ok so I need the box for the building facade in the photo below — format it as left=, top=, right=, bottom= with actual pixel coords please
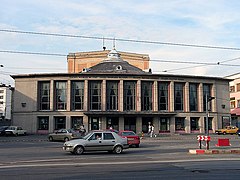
left=0, top=84, right=13, bottom=126
left=11, top=49, right=231, bottom=134
left=227, top=73, right=240, bottom=127
left=67, top=50, right=150, bottom=73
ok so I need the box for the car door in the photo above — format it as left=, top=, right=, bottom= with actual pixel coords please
left=84, top=132, right=104, bottom=151
left=17, top=127, right=24, bottom=135
left=101, top=132, right=117, bottom=150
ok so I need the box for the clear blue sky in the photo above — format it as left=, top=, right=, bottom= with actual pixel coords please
left=1, top=0, right=240, bottom=85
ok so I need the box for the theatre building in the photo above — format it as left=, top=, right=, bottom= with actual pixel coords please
left=11, top=49, right=231, bottom=134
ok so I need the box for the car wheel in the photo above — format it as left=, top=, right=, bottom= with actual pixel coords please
left=15, top=133, right=18, bottom=136
left=64, top=137, right=69, bottom=142
left=48, top=136, right=53, bottom=141
left=113, top=145, right=123, bottom=154
left=223, top=132, right=226, bottom=135
left=74, top=146, right=84, bottom=155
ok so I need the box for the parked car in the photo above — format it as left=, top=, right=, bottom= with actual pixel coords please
left=118, top=130, right=140, bottom=148
left=0, top=126, right=9, bottom=136
left=215, top=126, right=239, bottom=135
left=48, top=129, right=81, bottom=142
left=237, top=129, right=240, bottom=136
left=5, top=126, right=27, bottom=136
left=63, top=131, right=129, bottom=155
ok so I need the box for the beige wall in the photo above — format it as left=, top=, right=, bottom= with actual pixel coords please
left=12, top=74, right=231, bottom=134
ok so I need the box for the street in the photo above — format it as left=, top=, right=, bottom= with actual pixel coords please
left=0, top=134, right=240, bottom=179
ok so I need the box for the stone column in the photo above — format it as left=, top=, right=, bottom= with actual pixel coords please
left=153, top=80, right=158, bottom=111
left=170, top=116, right=175, bottom=134
left=185, top=116, right=190, bottom=133
left=84, top=80, right=88, bottom=111
left=49, top=115, right=54, bottom=132
left=102, top=80, right=106, bottom=111
left=66, top=116, right=71, bottom=129
left=119, top=116, right=124, bottom=130
left=169, top=81, right=175, bottom=112
left=119, top=80, right=124, bottom=111
left=211, top=84, right=216, bottom=112
left=199, top=83, right=203, bottom=112
left=67, top=80, right=71, bottom=111
left=50, top=80, right=54, bottom=111
left=153, top=116, right=159, bottom=134
left=136, top=80, right=141, bottom=111
left=136, top=117, right=142, bottom=134
left=185, top=82, right=189, bottom=112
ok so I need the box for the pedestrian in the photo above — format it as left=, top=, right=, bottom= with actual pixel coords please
left=148, top=122, right=152, bottom=135
left=79, top=125, right=86, bottom=136
left=150, top=124, right=154, bottom=138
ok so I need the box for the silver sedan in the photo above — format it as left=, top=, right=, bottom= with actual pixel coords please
left=63, top=131, right=129, bottom=155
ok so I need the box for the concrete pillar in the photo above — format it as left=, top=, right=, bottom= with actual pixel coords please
left=66, top=116, right=71, bottom=129
left=185, top=116, right=190, bottom=133
left=83, top=115, right=89, bottom=132
left=49, top=115, right=54, bottom=132
left=119, top=80, right=124, bottom=111
left=199, top=116, right=204, bottom=133
left=153, top=81, right=158, bottom=111
left=199, top=83, right=203, bottom=112
left=102, top=116, right=107, bottom=130
left=84, top=80, right=88, bottom=111
left=136, top=80, right=141, bottom=111
left=153, top=116, right=159, bottom=134
left=185, top=82, right=189, bottom=112
left=119, top=116, right=124, bottom=130
left=212, top=84, right=216, bottom=112
left=102, top=80, right=106, bottom=111
left=136, top=117, right=142, bottom=134
left=170, top=116, right=175, bottom=133
left=67, top=80, right=71, bottom=111
left=169, top=81, right=175, bottom=112
left=50, top=80, right=54, bottom=111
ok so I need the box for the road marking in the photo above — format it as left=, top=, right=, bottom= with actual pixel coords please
left=0, top=158, right=240, bottom=169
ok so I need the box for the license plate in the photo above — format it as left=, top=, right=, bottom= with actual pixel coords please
left=128, top=138, right=134, bottom=140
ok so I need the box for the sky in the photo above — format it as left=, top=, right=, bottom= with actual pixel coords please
left=1, top=0, right=240, bottom=86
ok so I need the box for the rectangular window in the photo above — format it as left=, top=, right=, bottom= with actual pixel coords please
left=158, top=82, right=169, bottom=111
left=174, top=83, right=184, bottom=111
left=0, top=90, right=4, bottom=93
left=175, top=117, right=185, bottom=131
left=38, top=116, right=49, bottom=130
left=89, top=81, right=102, bottom=110
left=189, top=83, right=198, bottom=111
left=190, top=117, right=199, bottom=131
left=141, top=81, right=153, bottom=111
left=106, top=81, right=118, bottom=111
left=124, top=117, right=136, bottom=132
left=203, top=84, right=212, bottom=111
left=54, top=116, right=66, bottom=130
left=71, top=81, right=84, bottom=110
left=123, top=81, right=136, bottom=111
left=38, top=81, right=50, bottom=110
left=71, top=116, right=83, bottom=130
left=230, top=86, right=235, bottom=93
left=55, top=81, right=67, bottom=110
left=237, top=83, right=240, bottom=91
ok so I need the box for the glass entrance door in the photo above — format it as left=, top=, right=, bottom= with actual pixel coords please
left=89, top=117, right=101, bottom=130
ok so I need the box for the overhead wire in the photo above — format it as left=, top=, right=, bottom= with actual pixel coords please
left=1, top=29, right=240, bottom=51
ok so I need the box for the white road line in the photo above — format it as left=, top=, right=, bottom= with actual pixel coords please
left=0, top=158, right=240, bottom=169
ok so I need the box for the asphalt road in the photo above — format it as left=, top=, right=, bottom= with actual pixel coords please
left=0, top=134, right=240, bottom=179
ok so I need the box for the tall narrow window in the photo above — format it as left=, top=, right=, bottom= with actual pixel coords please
left=174, top=83, right=184, bottom=111
left=89, top=81, right=102, bottom=110
left=123, top=81, right=136, bottom=111
left=189, top=83, right=198, bottom=111
left=141, top=81, right=153, bottom=111
left=203, top=84, right=211, bottom=111
left=106, top=81, right=118, bottom=110
left=158, top=82, right=169, bottom=111
left=39, top=81, right=50, bottom=110
left=55, top=81, right=67, bottom=110
left=72, top=81, right=84, bottom=110
left=54, top=116, right=66, bottom=130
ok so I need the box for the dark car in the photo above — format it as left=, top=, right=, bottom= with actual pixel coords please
left=237, top=129, right=240, bottom=136
left=0, top=126, right=9, bottom=136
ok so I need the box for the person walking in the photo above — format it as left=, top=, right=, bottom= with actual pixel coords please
left=150, top=124, right=154, bottom=138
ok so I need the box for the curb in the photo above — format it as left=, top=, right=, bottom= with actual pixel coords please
left=189, top=149, right=240, bottom=154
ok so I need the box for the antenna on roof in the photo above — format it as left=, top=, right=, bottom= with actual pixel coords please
left=102, top=37, right=106, bottom=51
left=113, top=37, right=116, bottom=49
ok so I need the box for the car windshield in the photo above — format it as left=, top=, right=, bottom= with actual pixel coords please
left=7, top=127, right=16, bottom=130
left=122, top=131, right=136, bottom=136
left=82, top=132, right=93, bottom=140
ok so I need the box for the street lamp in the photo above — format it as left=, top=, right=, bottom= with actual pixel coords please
left=206, top=95, right=215, bottom=136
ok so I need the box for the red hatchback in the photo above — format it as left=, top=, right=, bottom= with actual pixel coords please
left=118, top=130, right=140, bottom=148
